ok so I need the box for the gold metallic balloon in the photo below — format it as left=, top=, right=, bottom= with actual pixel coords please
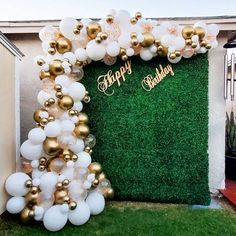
left=43, top=137, right=60, bottom=156
left=140, top=32, right=154, bottom=47
left=25, top=188, right=39, bottom=205
left=56, top=37, right=72, bottom=54
left=102, top=187, right=114, bottom=199
left=175, top=51, right=181, bottom=57
left=88, top=162, right=102, bottom=175
left=98, top=172, right=106, bottom=182
left=25, top=179, right=32, bottom=188
left=86, top=21, right=102, bottom=39
left=185, top=39, right=192, bottom=45
left=20, top=207, right=34, bottom=224
left=106, top=14, right=114, bottom=24
left=39, top=70, right=53, bottom=80
left=206, top=43, right=211, bottom=49
left=121, top=55, right=128, bottom=61
left=49, top=60, right=64, bottom=76
left=69, top=201, right=77, bottom=210
left=48, top=48, right=56, bottom=55
left=37, top=59, right=45, bottom=66
left=58, top=95, right=74, bottom=110
left=22, top=161, right=33, bottom=174
left=200, top=40, right=207, bottom=47
left=33, top=108, right=47, bottom=122
left=92, top=179, right=99, bottom=187
left=194, top=27, right=205, bottom=39
left=182, top=26, right=194, bottom=39
left=157, top=46, right=168, bottom=57
left=54, top=189, right=69, bottom=204
left=77, top=112, right=89, bottom=124
left=74, top=124, right=90, bottom=139
left=130, top=17, right=137, bottom=24
left=191, top=42, right=197, bottom=48
left=169, top=53, right=176, bottom=60
left=135, top=12, right=142, bottom=20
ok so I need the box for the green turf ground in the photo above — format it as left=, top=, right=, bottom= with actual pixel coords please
left=83, top=54, right=209, bottom=204
left=1, top=202, right=236, bottom=236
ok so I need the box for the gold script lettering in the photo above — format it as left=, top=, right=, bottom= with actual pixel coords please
left=97, top=60, right=132, bottom=96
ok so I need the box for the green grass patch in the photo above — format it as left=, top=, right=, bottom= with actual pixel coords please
left=83, top=54, right=209, bottom=204
left=1, top=203, right=236, bottom=236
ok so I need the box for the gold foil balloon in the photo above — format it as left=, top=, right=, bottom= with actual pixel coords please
left=43, top=137, right=60, bottom=156
left=98, top=172, right=106, bottom=182
left=20, top=207, right=34, bottom=224
left=22, top=160, right=33, bottom=174
left=56, top=37, right=72, bottom=54
left=58, top=95, right=74, bottom=110
left=25, top=187, right=40, bottom=205
left=88, top=162, right=102, bottom=175
left=33, top=108, right=47, bottom=123
left=140, top=32, right=154, bottom=47
left=182, top=26, right=194, bottom=39
left=86, top=21, right=102, bottom=39
left=49, top=60, right=64, bottom=76
left=78, top=112, right=89, bottom=124
left=74, top=124, right=90, bottom=139
left=54, top=188, right=69, bottom=204
left=194, top=27, right=205, bottom=39
left=101, top=187, right=114, bottom=199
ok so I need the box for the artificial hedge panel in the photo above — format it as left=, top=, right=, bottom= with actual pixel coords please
left=83, top=54, right=210, bottom=205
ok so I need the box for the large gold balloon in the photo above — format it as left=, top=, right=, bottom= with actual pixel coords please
left=194, top=27, right=205, bottom=39
left=86, top=21, right=102, bottom=39
left=56, top=37, right=72, bottom=54
left=74, top=124, right=90, bottom=139
left=49, top=60, right=64, bottom=76
left=88, top=162, right=102, bottom=174
left=77, top=112, right=89, bottom=124
left=157, top=46, right=168, bottom=57
left=140, top=32, right=154, bottom=47
left=33, top=108, right=47, bottom=123
left=20, top=207, right=34, bottom=224
left=43, top=137, right=60, bottom=156
left=58, top=95, right=74, bottom=110
left=182, top=26, right=194, bottom=39
left=101, top=187, right=114, bottom=199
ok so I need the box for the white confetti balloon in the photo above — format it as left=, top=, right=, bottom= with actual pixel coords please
left=68, top=201, right=90, bottom=226
left=5, top=172, right=30, bottom=196
left=43, top=204, right=69, bottom=232
left=68, top=82, right=86, bottom=101
left=20, top=140, right=43, bottom=160
left=6, top=197, right=26, bottom=213
left=28, top=128, right=46, bottom=144
left=86, top=192, right=105, bottom=215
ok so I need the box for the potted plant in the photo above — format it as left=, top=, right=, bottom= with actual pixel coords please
left=225, top=111, right=236, bottom=180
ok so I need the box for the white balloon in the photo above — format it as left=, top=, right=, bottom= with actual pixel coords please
left=75, top=48, right=88, bottom=61
left=32, top=168, right=45, bottom=179
left=43, top=204, right=68, bottom=232
left=72, top=101, right=83, bottom=112
left=5, top=172, right=30, bottom=196
left=86, top=192, right=105, bottom=215
left=126, top=48, right=134, bottom=57
left=55, top=75, right=72, bottom=88
left=207, top=24, right=219, bottom=36
left=59, top=17, right=77, bottom=40
left=140, top=49, right=153, bottom=61
left=174, top=37, right=185, bottom=50
left=37, top=90, right=51, bottom=106
left=62, top=52, right=77, bottom=65
left=44, top=121, right=61, bottom=137
left=68, top=201, right=90, bottom=225
left=194, top=22, right=207, bottom=30
left=168, top=55, right=182, bottom=64
left=40, top=172, right=58, bottom=194
left=86, top=40, right=106, bottom=61
left=69, top=139, right=85, bottom=153
left=20, top=140, right=43, bottom=160
left=117, top=10, right=131, bottom=25
left=6, top=197, right=26, bottom=214
left=28, top=128, right=46, bottom=144
left=61, top=120, right=75, bottom=132
left=161, top=34, right=174, bottom=47
left=118, top=34, right=131, bottom=49
left=68, top=82, right=86, bottom=101
left=76, top=152, right=91, bottom=168
left=106, top=42, right=120, bottom=57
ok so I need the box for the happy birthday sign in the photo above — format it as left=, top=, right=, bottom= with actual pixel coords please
left=97, top=61, right=174, bottom=95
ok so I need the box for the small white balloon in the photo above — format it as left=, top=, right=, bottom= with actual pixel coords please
left=168, top=55, right=182, bottom=64
left=75, top=48, right=88, bottom=61
left=86, top=40, right=106, bottom=61
left=20, top=140, right=43, bottom=160
left=40, top=172, right=58, bottom=194
left=43, top=204, right=68, bottom=232
left=6, top=197, right=26, bottom=214
left=37, top=90, right=51, bottom=106
left=44, top=121, right=61, bottom=137
left=68, top=82, right=86, bottom=101
left=140, top=48, right=153, bottom=61
left=62, top=52, right=77, bottom=65
left=68, top=201, right=90, bottom=226
left=59, top=17, right=77, bottom=40
left=61, top=120, right=75, bottom=132
left=76, top=151, right=91, bottom=168
left=118, top=34, right=131, bottom=49
left=55, top=75, right=72, bottom=88
left=106, top=41, right=120, bottom=57
left=5, top=172, right=30, bottom=196
left=69, top=138, right=85, bottom=153
left=28, top=128, right=46, bottom=144
left=86, top=192, right=105, bottom=215
left=72, top=101, right=83, bottom=112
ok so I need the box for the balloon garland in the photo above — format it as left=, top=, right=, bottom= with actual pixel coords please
left=5, top=9, right=219, bottom=232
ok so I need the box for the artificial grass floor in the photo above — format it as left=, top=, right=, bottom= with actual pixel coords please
left=1, top=201, right=236, bottom=236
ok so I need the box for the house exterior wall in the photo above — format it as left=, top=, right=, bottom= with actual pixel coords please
left=0, top=43, right=17, bottom=214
